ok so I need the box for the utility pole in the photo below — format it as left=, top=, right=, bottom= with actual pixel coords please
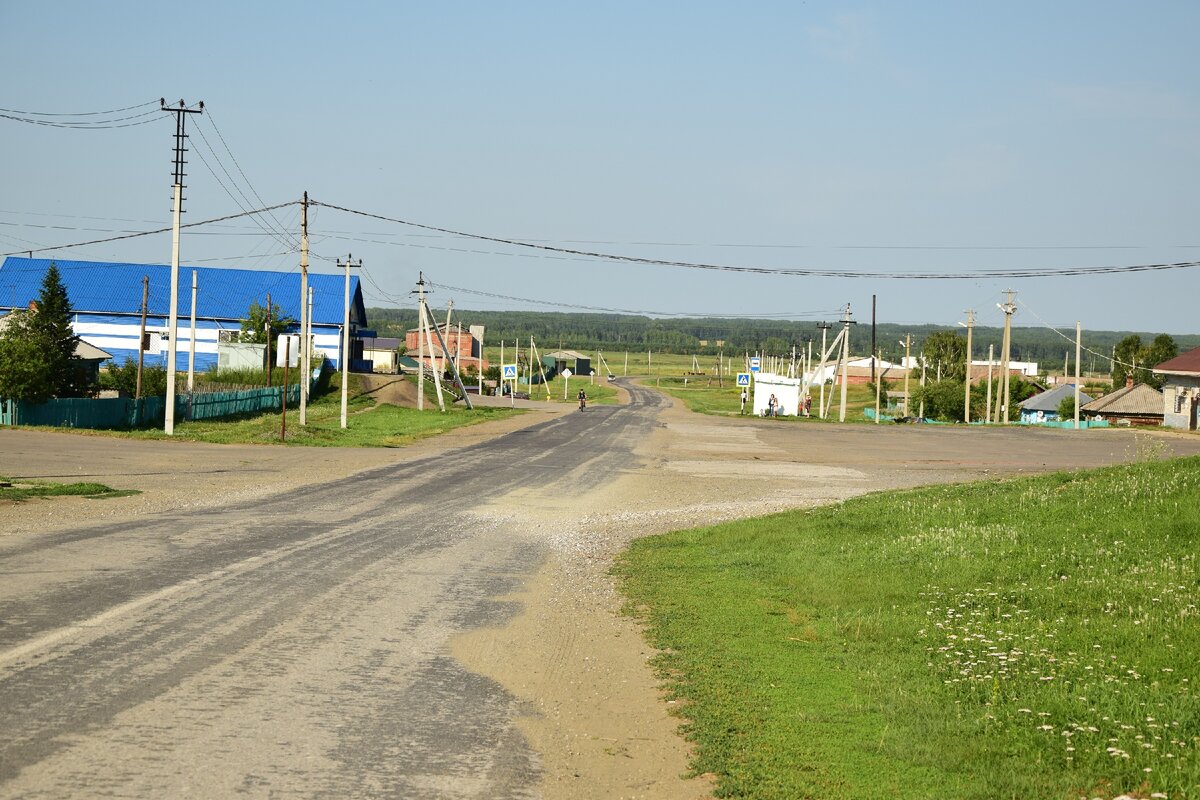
left=996, top=290, right=1017, bottom=424
left=265, top=291, right=273, bottom=388
left=136, top=275, right=149, bottom=400
left=874, top=350, right=882, bottom=424
left=870, top=293, right=877, bottom=383
left=919, top=357, right=927, bottom=419
left=299, top=191, right=310, bottom=425
left=816, top=321, right=832, bottom=418
left=961, top=310, right=975, bottom=423
left=187, top=270, right=198, bottom=393
left=901, top=335, right=911, bottom=416
left=985, top=343, right=994, bottom=423
left=838, top=303, right=856, bottom=422
left=160, top=98, right=203, bottom=435
left=1080, top=321, right=1089, bottom=429
left=338, top=254, right=361, bottom=428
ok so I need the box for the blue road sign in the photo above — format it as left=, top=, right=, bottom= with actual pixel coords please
left=749, top=357, right=761, bottom=373
left=502, top=364, right=518, bottom=380
left=736, top=372, right=751, bottom=387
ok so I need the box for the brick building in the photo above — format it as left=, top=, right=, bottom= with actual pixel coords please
left=404, top=323, right=487, bottom=374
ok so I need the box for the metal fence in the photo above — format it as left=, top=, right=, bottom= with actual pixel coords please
left=1, top=384, right=300, bottom=430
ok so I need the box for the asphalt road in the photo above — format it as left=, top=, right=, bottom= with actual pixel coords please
left=0, top=383, right=666, bottom=799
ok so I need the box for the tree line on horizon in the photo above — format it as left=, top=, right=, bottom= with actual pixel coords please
left=366, top=307, right=1198, bottom=373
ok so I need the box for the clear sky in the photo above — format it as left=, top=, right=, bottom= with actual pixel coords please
left=2, top=2, right=1198, bottom=335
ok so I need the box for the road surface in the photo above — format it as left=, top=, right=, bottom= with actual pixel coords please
left=2, top=383, right=1198, bottom=799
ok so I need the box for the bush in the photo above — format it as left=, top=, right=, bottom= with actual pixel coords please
left=98, top=358, right=167, bottom=397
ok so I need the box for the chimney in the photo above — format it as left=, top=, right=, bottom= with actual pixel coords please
left=1126, top=375, right=1134, bottom=389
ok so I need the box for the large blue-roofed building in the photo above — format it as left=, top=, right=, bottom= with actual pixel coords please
left=0, top=257, right=368, bottom=371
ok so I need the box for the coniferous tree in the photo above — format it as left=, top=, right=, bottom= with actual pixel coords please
left=0, top=262, right=93, bottom=401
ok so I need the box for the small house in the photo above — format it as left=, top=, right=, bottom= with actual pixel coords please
left=1081, top=381, right=1164, bottom=427
left=1018, top=384, right=1093, bottom=424
left=1152, top=346, right=1200, bottom=430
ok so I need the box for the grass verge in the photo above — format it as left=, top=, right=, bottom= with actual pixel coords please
left=0, top=477, right=137, bottom=502
left=614, top=457, right=1200, bottom=799
left=653, top=375, right=880, bottom=421
left=70, top=374, right=523, bottom=447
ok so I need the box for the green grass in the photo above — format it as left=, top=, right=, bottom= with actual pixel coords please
left=0, top=477, right=137, bottom=502
left=78, top=374, right=522, bottom=447
left=614, top=457, right=1200, bottom=799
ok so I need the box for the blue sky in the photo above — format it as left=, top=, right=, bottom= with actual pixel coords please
left=2, top=2, right=1198, bottom=334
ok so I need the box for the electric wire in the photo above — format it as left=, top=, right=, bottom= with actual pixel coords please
left=0, top=201, right=299, bottom=257
left=308, top=200, right=1200, bottom=280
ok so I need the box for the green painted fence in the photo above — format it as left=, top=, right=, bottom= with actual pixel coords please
left=1, top=384, right=300, bottom=430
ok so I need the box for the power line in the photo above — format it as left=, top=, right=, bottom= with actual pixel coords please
left=0, top=106, right=167, bottom=130
left=0, top=201, right=299, bottom=257
left=420, top=277, right=842, bottom=319
left=309, top=199, right=1200, bottom=280
left=0, top=99, right=160, bottom=117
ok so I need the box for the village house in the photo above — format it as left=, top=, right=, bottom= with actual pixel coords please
left=1082, top=380, right=1164, bottom=427
left=1152, top=346, right=1200, bottom=430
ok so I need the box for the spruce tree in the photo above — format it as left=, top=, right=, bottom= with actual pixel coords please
left=0, top=262, right=92, bottom=401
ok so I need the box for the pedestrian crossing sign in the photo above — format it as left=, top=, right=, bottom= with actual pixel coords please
left=736, top=373, right=751, bottom=387
left=502, top=364, right=518, bottom=380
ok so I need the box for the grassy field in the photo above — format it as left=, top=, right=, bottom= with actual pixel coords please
left=0, top=477, right=136, bottom=502
left=82, top=374, right=521, bottom=447
left=615, top=456, right=1200, bottom=799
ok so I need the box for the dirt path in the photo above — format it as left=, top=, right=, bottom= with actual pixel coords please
left=451, top=391, right=1200, bottom=800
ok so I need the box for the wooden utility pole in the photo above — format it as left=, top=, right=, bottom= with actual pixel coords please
left=136, top=275, right=149, bottom=400
left=962, top=310, right=975, bottom=423
left=623, top=351, right=628, bottom=377
left=299, top=191, right=310, bottom=425
left=265, top=292, right=273, bottom=388
left=1074, top=321, right=1082, bottom=430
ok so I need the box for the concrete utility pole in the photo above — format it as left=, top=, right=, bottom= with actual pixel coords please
left=160, top=98, right=203, bottom=435
left=874, top=350, right=882, bottom=424
left=187, top=270, right=198, bottom=393
left=919, top=357, right=927, bottom=419
left=838, top=303, right=856, bottom=423
left=299, top=191, right=310, bottom=425
left=136, top=275, right=149, bottom=400
left=901, top=334, right=911, bottom=416
left=1080, top=321, right=1089, bottom=429
left=985, top=343, right=994, bottom=422
left=870, top=293, right=877, bottom=383
left=996, top=290, right=1017, bottom=424
left=816, top=321, right=832, bottom=418
left=338, top=254, right=361, bottom=428
left=961, top=310, right=975, bottom=423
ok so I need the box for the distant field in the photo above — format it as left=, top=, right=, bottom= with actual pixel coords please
left=616, top=456, right=1200, bottom=799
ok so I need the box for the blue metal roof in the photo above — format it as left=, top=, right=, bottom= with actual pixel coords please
left=0, top=257, right=366, bottom=326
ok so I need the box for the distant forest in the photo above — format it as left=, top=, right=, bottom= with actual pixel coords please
left=367, top=307, right=1199, bottom=372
